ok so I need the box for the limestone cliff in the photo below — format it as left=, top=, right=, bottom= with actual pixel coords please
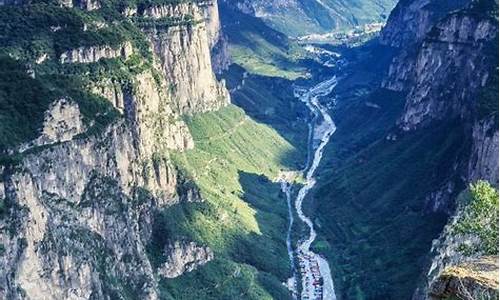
left=380, top=1, right=499, bottom=298
left=382, top=0, right=499, bottom=202
left=136, top=1, right=230, bottom=115
left=60, top=42, right=133, bottom=64
left=380, top=0, right=472, bottom=91
left=0, top=0, right=229, bottom=298
left=397, top=8, right=498, bottom=131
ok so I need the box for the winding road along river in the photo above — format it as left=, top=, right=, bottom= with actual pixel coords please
left=280, top=75, right=338, bottom=300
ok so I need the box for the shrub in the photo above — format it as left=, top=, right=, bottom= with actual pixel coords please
left=454, top=181, right=499, bottom=255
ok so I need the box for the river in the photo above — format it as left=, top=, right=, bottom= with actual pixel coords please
left=280, top=74, right=338, bottom=300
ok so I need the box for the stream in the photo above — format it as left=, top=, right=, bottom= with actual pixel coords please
left=280, top=74, right=338, bottom=300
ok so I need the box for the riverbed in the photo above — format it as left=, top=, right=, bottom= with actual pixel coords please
left=280, top=74, right=338, bottom=300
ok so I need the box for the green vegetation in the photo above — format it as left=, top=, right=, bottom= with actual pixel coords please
left=0, top=56, right=119, bottom=152
left=315, top=119, right=465, bottom=300
left=306, top=41, right=469, bottom=300
left=454, top=181, right=499, bottom=255
left=160, top=258, right=290, bottom=300
left=0, top=0, right=161, bottom=154
left=147, top=105, right=305, bottom=298
left=0, top=198, right=5, bottom=217
left=223, top=65, right=310, bottom=152
left=219, top=3, right=308, bottom=79
left=0, top=3, right=128, bottom=60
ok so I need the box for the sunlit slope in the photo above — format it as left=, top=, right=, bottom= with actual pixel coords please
left=157, top=105, right=305, bottom=299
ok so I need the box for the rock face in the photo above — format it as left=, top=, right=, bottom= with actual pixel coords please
left=380, top=0, right=471, bottom=91
left=381, top=0, right=499, bottom=199
left=60, top=42, right=133, bottom=64
left=19, top=98, right=85, bottom=152
left=139, top=1, right=230, bottom=115
left=429, top=256, right=499, bottom=300
left=397, top=10, right=497, bottom=131
left=467, top=117, right=499, bottom=185
left=0, top=0, right=228, bottom=299
left=158, top=241, right=214, bottom=279
left=59, top=0, right=101, bottom=10
left=379, top=1, right=499, bottom=298
left=379, top=0, right=471, bottom=48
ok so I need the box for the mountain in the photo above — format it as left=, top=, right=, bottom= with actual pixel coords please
left=0, top=0, right=309, bottom=298
left=222, top=0, right=398, bottom=37
left=311, top=0, right=498, bottom=299
left=0, top=0, right=497, bottom=299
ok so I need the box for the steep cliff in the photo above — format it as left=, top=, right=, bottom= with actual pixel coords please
left=135, top=1, right=230, bottom=114
left=429, top=256, right=498, bottom=300
left=382, top=0, right=499, bottom=210
left=310, top=0, right=498, bottom=298
left=380, top=0, right=472, bottom=91
left=0, top=0, right=230, bottom=298
left=379, top=0, right=499, bottom=298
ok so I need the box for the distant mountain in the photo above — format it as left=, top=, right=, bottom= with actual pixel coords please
left=222, top=0, right=398, bottom=36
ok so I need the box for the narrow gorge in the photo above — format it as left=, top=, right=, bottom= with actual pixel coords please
left=0, top=0, right=498, bottom=299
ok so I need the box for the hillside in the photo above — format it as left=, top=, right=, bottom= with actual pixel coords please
left=222, top=0, right=398, bottom=37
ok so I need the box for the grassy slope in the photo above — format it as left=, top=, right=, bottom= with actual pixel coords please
left=220, top=3, right=308, bottom=80
left=155, top=105, right=305, bottom=299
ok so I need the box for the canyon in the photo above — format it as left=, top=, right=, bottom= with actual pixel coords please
left=0, top=0, right=498, bottom=299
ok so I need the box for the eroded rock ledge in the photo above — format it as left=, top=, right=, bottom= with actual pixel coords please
left=429, top=256, right=499, bottom=300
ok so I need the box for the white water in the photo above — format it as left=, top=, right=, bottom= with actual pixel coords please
left=281, top=75, right=338, bottom=300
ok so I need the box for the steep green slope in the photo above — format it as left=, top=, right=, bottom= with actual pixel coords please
left=314, top=120, right=467, bottom=299
left=154, top=105, right=306, bottom=299
left=219, top=3, right=308, bottom=79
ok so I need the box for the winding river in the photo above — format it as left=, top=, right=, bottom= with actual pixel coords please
left=280, top=74, right=338, bottom=300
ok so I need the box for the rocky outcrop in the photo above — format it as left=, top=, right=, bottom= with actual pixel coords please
left=211, top=33, right=231, bottom=74
left=200, top=0, right=221, bottom=48
left=19, top=98, right=85, bottom=152
left=468, top=116, right=499, bottom=186
left=397, top=10, right=498, bottom=130
left=59, top=0, right=101, bottom=11
left=91, top=73, right=195, bottom=155
left=1, top=122, right=161, bottom=299
left=425, top=202, right=480, bottom=289
left=429, top=256, right=498, bottom=300
left=380, top=0, right=472, bottom=91
left=60, top=42, right=133, bottom=64
left=141, top=2, right=230, bottom=115
left=415, top=180, right=499, bottom=299
left=380, top=2, right=499, bottom=297
left=158, top=241, right=214, bottom=278
left=381, top=1, right=498, bottom=209
left=380, top=0, right=471, bottom=48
